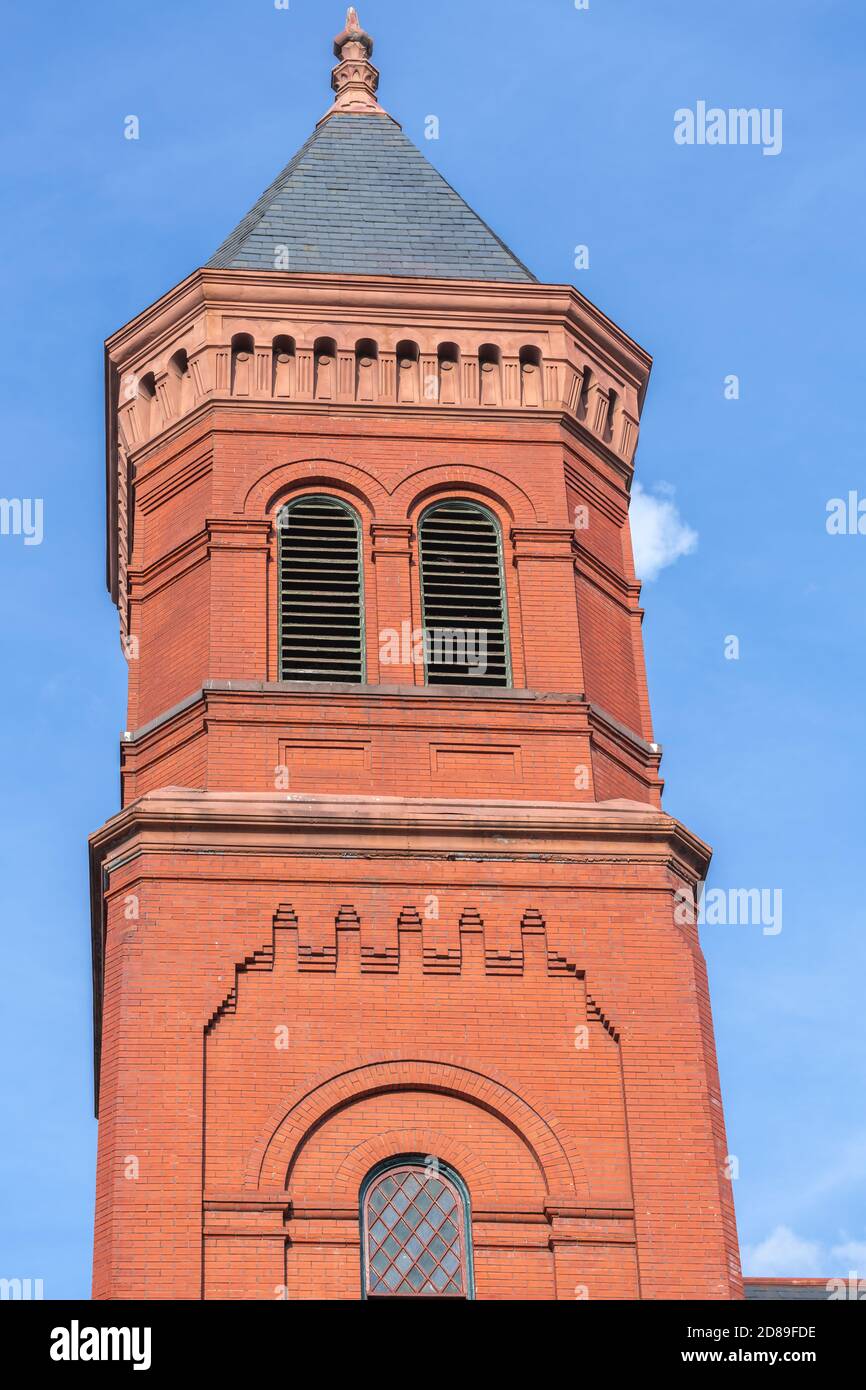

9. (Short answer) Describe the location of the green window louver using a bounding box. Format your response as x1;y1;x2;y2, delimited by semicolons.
418;500;510;688
278;495;365;683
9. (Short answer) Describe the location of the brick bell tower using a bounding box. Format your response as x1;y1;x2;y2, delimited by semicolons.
90;9;742;1300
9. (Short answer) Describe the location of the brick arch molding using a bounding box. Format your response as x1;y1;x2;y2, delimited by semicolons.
241;457;390;518
394;464;540;526
334;1129;491;1202
246;1057;589;1199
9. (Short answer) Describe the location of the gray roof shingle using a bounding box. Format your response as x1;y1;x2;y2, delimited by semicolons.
744;1280;833;1301
207;114;536;282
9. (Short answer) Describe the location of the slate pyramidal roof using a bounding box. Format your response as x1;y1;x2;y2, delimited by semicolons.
207;9;536;285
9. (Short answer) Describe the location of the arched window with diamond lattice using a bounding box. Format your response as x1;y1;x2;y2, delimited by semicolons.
360;1157;474;1299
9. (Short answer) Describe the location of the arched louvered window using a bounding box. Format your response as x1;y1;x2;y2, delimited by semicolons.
419;500;510;687
277;495;364;683
361;1158;474;1299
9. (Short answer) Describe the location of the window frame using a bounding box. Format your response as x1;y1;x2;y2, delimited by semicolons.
359;1155;475;1300
417;498;512;689
276;493;366;685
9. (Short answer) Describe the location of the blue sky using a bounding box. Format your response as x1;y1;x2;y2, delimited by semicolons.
0;0;864;1297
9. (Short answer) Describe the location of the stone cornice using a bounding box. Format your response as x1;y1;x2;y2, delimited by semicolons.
104;270;653;608
91;788;710;887
105;269;652;383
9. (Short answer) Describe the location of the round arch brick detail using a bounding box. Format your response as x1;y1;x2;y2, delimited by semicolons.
395;463;540;526
247;1057;588;1198
242;456;391;518
333;1129;491;1203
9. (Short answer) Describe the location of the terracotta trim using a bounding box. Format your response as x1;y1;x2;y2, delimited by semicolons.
91;788;710;859
105;267;652;606
106;270;652;371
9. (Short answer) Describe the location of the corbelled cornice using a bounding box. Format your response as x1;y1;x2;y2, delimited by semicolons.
105;268;652;615
105;269;652;381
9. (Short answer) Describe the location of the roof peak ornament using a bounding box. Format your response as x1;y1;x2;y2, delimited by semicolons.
320;7;397;125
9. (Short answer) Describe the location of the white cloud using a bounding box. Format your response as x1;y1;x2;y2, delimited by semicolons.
830;1238;866;1269
743;1225;824;1277
629;481;698;581
743;1225;866;1278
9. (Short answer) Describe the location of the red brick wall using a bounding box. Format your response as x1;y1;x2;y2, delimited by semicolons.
92;309;741;1300
119;407;658;804
91;799;741;1301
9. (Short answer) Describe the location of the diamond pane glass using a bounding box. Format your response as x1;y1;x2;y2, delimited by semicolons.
364;1165;469;1298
